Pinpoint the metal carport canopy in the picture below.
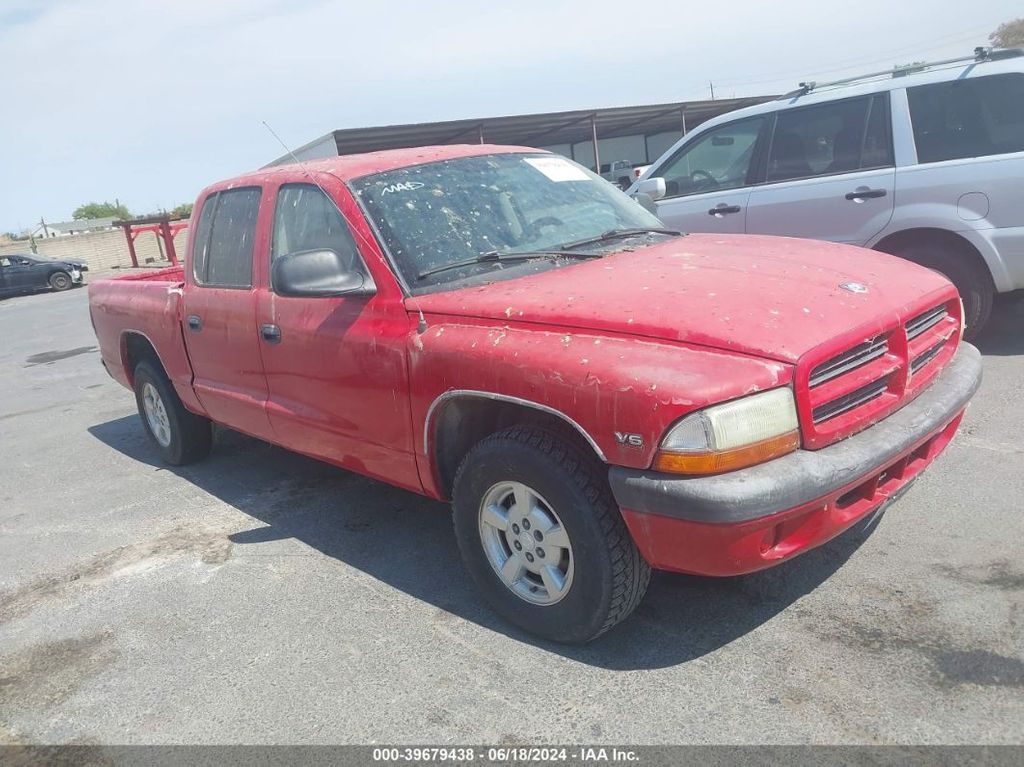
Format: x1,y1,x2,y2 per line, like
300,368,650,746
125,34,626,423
269,95,773,164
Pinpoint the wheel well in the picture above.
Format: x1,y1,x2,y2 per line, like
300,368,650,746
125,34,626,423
121,333,162,386
873,228,992,282
430,397,602,499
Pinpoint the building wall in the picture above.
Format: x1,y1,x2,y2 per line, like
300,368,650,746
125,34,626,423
645,130,685,163
0,227,190,272
538,142,574,159
541,131,686,173
571,135,648,172
273,135,340,165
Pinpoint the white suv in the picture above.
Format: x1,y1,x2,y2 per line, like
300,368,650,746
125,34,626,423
630,48,1024,336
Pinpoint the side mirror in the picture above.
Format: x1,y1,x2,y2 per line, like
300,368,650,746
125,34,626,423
271,249,376,298
634,177,666,201
632,193,659,215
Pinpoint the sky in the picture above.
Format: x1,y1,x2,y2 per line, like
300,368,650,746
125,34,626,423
0,0,1020,232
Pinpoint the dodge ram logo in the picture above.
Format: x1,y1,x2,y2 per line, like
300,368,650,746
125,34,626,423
839,282,869,294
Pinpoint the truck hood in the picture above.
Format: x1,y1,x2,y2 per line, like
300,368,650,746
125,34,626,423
406,234,954,364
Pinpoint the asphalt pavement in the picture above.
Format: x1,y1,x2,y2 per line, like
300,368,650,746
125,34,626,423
1,286,1022,745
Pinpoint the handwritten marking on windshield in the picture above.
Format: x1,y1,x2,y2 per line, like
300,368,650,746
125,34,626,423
381,181,426,194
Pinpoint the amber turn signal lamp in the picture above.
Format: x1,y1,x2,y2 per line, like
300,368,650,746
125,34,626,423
653,430,800,475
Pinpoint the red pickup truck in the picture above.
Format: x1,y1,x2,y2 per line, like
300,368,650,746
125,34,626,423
89,145,981,642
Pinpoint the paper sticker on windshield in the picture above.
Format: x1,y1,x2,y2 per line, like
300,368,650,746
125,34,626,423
525,157,589,182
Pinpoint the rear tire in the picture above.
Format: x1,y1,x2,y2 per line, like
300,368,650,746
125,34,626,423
49,272,72,291
881,240,993,340
133,360,212,465
452,426,650,643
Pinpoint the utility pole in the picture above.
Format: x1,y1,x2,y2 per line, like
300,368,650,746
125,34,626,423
39,217,50,238
709,81,715,100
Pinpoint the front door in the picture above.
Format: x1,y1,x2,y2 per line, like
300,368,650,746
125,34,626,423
255,179,420,492
181,186,274,441
745,94,896,244
650,116,768,234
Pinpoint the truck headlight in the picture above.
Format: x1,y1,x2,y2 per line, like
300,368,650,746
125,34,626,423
653,387,799,475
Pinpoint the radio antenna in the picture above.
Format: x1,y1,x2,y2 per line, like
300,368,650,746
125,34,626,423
262,120,344,211
260,120,380,255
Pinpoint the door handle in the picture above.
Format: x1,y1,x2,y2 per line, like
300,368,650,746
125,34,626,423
260,324,282,344
708,204,742,216
845,188,887,201
186,315,202,332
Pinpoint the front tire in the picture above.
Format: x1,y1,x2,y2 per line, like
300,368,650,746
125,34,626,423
133,361,212,465
452,426,650,643
49,271,72,291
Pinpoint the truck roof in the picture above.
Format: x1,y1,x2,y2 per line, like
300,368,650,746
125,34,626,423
220,144,541,190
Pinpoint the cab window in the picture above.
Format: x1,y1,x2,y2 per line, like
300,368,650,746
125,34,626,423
271,184,361,275
656,117,766,197
191,187,261,288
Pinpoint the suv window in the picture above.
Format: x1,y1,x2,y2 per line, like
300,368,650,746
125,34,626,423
656,117,766,197
908,73,1024,163
766,95,891,183
193,187,261,288
271,184,360,274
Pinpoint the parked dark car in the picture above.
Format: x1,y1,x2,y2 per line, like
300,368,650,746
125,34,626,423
0,253,88,297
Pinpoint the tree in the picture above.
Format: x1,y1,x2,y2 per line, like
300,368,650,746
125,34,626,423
990,18,1024,48
171,202,193,219
72,201,131,221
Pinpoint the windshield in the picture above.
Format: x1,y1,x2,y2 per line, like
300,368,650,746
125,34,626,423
351,153,665,292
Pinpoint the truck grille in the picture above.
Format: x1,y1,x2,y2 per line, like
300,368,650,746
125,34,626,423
812,376,890,423
809,336,888,387
799,298,960,448
906,305,948,340
911,339,947,374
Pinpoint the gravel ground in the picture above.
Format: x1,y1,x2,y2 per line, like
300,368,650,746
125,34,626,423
1,285,1022,746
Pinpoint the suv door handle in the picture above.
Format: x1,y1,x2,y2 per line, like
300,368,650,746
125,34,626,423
186,315,202,332
260,324,282,344
708,204,742,216
845,188,887,201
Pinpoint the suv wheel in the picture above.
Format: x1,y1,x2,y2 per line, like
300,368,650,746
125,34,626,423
883,241,993,339
452,426,650,643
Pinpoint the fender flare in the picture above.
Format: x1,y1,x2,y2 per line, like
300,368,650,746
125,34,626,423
423,389,607,462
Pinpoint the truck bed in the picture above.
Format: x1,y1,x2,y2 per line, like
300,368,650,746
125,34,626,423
88,267,198,406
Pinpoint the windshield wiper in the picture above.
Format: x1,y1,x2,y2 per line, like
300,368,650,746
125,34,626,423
560,227,681,251
417,250,601,280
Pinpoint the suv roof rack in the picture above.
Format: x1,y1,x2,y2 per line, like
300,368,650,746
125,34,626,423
779,47,1024,100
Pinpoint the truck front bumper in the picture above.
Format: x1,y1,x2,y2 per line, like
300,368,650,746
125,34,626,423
609,343,982,576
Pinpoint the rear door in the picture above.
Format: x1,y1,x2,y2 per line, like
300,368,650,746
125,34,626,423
903,72,1024,288
181,187,274,440
649,116,768,234
745,94,896,244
